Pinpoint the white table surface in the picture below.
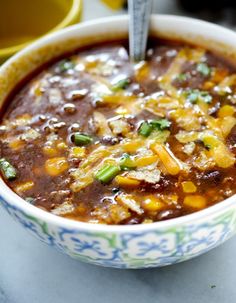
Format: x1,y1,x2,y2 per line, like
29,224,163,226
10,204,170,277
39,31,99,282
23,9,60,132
1,1,236,302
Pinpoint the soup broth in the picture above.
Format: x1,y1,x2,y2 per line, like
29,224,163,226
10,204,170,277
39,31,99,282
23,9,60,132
0,38,235,224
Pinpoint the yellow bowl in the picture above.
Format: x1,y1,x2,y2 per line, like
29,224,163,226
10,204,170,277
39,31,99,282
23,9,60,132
0,0,82,62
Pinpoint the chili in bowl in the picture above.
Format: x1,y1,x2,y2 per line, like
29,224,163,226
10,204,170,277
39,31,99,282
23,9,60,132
0,15,235,268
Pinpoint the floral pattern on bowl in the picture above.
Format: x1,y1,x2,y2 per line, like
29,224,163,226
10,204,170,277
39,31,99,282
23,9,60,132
2,196,236,268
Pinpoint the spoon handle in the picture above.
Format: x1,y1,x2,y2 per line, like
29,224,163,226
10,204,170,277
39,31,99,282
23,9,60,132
128,0,153,62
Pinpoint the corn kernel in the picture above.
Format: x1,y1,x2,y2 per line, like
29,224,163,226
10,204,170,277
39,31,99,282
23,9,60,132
45,157,69,176
151,143,181,175
43,145,58,157
135,155,158,167
15,181,34,193
69,147,86,158
211,68,228,83
115,175,140,187
85,60,98,69
182,181,197,193
201,134,219,149
115,106,129,115
57,142,68,150
219,116,236,138
183,195,206,209
203,81,215,90
142,196,166,212
9,139,24,150
218,105,235,118
122,140,143,153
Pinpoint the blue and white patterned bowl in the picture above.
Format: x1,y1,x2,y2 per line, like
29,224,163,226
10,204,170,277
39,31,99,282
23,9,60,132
0,15,236,268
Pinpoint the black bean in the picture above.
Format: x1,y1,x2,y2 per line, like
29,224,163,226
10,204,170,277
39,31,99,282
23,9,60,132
69,123,81,132
125,217,142,225
227,125,236,154
112,187,120,194
101,136,120,145
201,170,222,184
63,103,77,114
67,89,88,101
141,176,172,192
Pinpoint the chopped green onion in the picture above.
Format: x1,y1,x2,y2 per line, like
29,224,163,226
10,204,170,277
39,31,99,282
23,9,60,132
58,60,75,72
0,158,17,180
150,119,171,130
120,154,136,170
138,119,171,137
197,62,211,77
95,164,121,183
111,78,130,92
73,133,93,146
186,90,199,103
176,73,187,82
199,91,212,103
185,89,212,104
138,121,153,137
25,197,35,204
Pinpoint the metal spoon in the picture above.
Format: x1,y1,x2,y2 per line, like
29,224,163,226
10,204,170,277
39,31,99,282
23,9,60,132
128,0,153,62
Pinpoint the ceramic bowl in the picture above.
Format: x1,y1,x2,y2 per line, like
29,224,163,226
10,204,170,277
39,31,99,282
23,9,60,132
0,0,82,63
0,15,236,269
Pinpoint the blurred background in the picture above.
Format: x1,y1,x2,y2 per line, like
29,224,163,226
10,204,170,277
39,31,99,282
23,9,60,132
1,0,236,62
87,0,236,29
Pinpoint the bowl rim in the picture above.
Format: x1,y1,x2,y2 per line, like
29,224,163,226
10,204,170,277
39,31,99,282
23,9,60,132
1,14,236,233
0,0,82,57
